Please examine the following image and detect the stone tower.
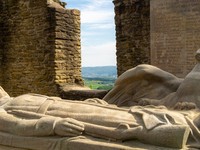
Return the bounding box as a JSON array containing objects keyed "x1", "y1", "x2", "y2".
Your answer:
[{"x1": 0, "y1": 0, "x2": 83, "y2": 96}]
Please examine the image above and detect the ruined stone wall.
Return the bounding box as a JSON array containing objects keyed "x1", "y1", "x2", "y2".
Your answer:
[
  {"x1": 0, "y1": 0, "x2": 82, "y2": 96},
  {"x1": 54, "y1": 8, "x2": 82, "y2": 86},
  {"x1": 0, "y1": 0, "x2": 7, "y2": 89},
  {"x1": 114, "y1": 0, "x2": 150, "y2": 76},
  {"x1": 114, "y1": 0, "x2": 200, "y2": 78},
  {"x1": 0, "y1": 1, "x2": 3, "y2": 85},
  {"x1": 151, "y1": 0, "x2": 200, "y2": 77},
  {"x1": 0, "y1": 0, "x2": 55, "y2": 96}
]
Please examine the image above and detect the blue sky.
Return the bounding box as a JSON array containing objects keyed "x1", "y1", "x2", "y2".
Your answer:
[{"x1": 63, "y1": 0, "x2": 116, "y2": 67}]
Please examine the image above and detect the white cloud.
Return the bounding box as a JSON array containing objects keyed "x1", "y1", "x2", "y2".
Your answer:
[
  {"x1": 82, "y1": 23, "x2": 114, "y2": 31},
  {"x1": 82, "y1": 42, "x2": 116, "y2": 67},
  {"x1": 64, "y1": 0, "x2": 116, "y2": 66},
  {"x1": 82, "y1": 0, "x2": 112, "y2": 9},
  {"x1": 88, "y1": 23, "x2": 114, "y2": 29},
  {"x1": 79, "y1": 0, "x2": 114, "y2": 26},
  {"x1": 81, "y1": 10, "x2": 114, "y2": 24}
]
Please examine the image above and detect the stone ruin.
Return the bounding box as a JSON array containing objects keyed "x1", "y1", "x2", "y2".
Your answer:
[
  {"x1": 0, "y1": 50, "x2": 200, "y2": 150},
  {"x1": 1, "y1": 0, "x2": 200, "y2": 98},
  {"x1": 0, "y1": 0, "x2": 83, "y2": 96},
  {"x1": 114, "y1": 0, "x2": 150, "y2": 76},
  {"x1": 114, "y1": 0, "x2": 200, "y2": 77},
  {"x1": 1, "y1": 0, "x2": 200, "y2": 150}
]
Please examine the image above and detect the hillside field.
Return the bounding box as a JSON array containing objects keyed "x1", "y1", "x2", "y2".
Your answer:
[{"x1": 82, "y1": 66, "x2": 117, "y2": 90}]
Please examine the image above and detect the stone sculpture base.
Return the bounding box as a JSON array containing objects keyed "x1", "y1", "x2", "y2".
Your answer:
[{"x1": 0, "y1": 132, "x2": 190, "y2": 150}]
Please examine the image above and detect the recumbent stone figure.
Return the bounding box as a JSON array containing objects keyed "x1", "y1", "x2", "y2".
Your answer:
[{"x1": 1, "y1": 50, "x2": 200, "y2": 149}]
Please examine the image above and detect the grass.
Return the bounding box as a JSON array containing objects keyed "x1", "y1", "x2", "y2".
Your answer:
[{"x1": 83, "y1": 77, "x2": 116, "y2": 90}]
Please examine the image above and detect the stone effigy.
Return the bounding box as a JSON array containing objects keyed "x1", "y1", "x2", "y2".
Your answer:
[
  {"x1": 103, "y1": 64, "x2": 183, "y2": 107},
  {"x1": 0, "y1": 94, "x2": 196, "y2": 149},
  {"x1": 104, "y1": 49, "x2": 200, "y2": 110},
  {"x1": 0, "y1": 92, "x2": 192, "y2": 150},
  {"x1": 1, "y1": 51, "x2": 200, "y2": 150},
  {"x1": 0, "y1": 88, "x2": 191, "y2": 149}
]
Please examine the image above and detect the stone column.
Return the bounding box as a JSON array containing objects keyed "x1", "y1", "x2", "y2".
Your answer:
[{"x1": 113, "y1": 0, "x2": 150, "y2": 76}]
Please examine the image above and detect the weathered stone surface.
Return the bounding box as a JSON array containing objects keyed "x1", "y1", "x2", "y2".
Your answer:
[
  {"x1": 0, "y1": 133, "x2": 184, "y2": 150},
  {"x1": 114, "y1": 0, "x2": 200, "y2": 78},
  {"x1": 104, "y1": 50, "x2": 200, "y2": 110},
  {"x1": 104, "y1": 64, "x2": 183, "y2": 107},
  {"x1": 54, "y1": 7, "x2": 83, "y2": 87},
  {"x1": 103, "y1": 50, "x2": 200, "y2": 149},
  {"x1": 60, "y1": 85, "x2": 109, "y2": 100},
  {"x1": 0, "y1": 86, "x2": 195, "y2": 149},
  {"x1": 52, "y1": 0, "x2": 67, "y2": 8},
  {"x1": 1, "y1": 50, "x2": 200, "y2": 149},
  {"x1": 104, "y1": 50, "x2": 200, "y2": 111},
  {"x1": 151, "y1": 0, "x2": 200, "y2": 77},
  {"x1": 113, "y1": 0, "x2": 150, "y2": 76},
  {"x1": 0, "y1": 0, "x2": 83, "y2": 96}
]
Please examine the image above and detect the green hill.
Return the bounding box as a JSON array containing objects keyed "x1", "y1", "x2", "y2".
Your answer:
[
  {"x1": 82, "y1": 66, "x2": 117, "y2": 90},
  {"x1": 82, "y1": 66, "x2": 117, "y2": 78}
]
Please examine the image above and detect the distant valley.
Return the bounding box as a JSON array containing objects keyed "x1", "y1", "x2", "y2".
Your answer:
[
  {"x1": 82, "y1": 66, "x2": 117, "y2": 78},
  {"x1": 82, "y1": 66, "x2": 117, "y2": 90}
]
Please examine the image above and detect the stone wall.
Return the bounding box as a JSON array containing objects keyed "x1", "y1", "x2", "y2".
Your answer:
[
  {"x1": 114, "y1": 0, "x2": 200, "y2": 78},
  {"x1": 0, "y1": 0, "x2": 83, "y2": 96},
  {"x1": 113, "y1": 0, "x2": 150, "y2": 76},
  {"x1": 0, "y1": 1, "x2": 3, "y2": 85},
  {"x1": 54, "y1": 8, "x2": 82, "y2": 87},
  {"x1": 151, "y1": 0, "x2": 200, "y2": 77}
]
